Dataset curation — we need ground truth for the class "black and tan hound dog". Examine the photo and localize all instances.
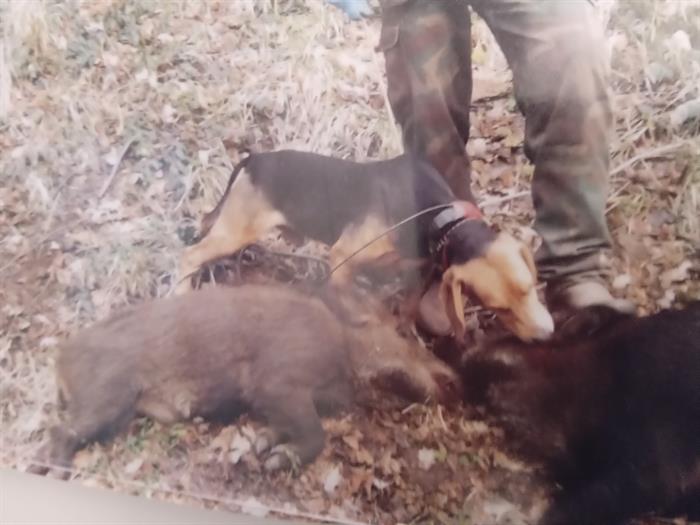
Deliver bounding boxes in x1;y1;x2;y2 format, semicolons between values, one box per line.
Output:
176;150;554;342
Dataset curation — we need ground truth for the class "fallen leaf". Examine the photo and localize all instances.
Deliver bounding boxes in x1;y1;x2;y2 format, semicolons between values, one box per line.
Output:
303;498;327;514
483;495;524;524
460;420;491;435
210;427;234;451
418;448;435;470
503;128;524;149
492;450;529;473
472;69;510;102
467;137;488;158
660;260;692;288
103;147;120;166
198;149;211;168
373;477;390;492
355;448;374;466
3;305;24;317
72;448;99;470
229;433;251;464
239;424;258;443
666;30;692;54
323;465;342;494
161;104;177;124
240;496;269;518
645;62;674;85
342;433;360;451
124;457;143;475
346;467;372;495
102;51;119;68
670;98;700;129
657;288;676;310
612;273;631;290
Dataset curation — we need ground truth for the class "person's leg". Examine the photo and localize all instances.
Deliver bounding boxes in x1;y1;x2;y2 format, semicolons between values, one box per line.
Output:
378;0;474;201
470;0;633;314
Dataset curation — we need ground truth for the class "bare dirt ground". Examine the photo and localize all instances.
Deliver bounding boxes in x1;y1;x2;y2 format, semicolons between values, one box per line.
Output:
1;1;699;524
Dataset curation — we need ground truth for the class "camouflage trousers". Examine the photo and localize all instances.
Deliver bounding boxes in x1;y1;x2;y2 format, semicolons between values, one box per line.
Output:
377;0;614;286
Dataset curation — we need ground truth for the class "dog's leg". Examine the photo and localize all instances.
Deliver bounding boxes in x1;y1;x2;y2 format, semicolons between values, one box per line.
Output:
175;172;287;294
395;259;432;312
176;232;253;294
326;217;403;328
328;215;398;286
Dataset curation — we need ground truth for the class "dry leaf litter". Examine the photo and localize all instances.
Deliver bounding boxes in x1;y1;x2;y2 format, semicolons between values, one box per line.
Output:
1;1;699;524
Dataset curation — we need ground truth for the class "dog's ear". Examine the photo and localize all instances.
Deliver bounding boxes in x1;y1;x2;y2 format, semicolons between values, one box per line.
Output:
519;241;538;280
439;267;467;343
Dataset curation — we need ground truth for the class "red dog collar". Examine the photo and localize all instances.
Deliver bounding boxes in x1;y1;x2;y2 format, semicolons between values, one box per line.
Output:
431;201;481;234
430;200;484;270
453;200;483;221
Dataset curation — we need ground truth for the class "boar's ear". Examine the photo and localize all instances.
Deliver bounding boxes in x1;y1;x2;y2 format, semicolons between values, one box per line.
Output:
557;305;633;341
310;283;371;327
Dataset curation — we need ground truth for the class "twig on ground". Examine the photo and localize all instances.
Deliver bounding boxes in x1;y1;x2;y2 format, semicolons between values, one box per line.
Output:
610;141;688;177
480;190;530;208
98;138;135;199
605;180;633;214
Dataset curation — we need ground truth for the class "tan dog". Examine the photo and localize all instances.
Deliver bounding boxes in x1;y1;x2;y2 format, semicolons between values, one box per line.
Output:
435;221;554;342
176;150;553;342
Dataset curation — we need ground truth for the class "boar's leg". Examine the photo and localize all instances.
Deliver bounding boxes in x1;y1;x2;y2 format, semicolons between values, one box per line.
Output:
39;388;139;477
540;466;664;525
25;425;83;479
255;380;351;457
313;377;354;416
255;390;326;472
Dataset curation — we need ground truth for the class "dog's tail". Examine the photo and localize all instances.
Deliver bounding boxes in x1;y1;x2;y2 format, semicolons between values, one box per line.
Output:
197;151;253;240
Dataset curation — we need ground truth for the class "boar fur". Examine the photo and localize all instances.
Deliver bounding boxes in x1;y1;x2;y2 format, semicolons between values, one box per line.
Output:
460;302;700;525
32;283;460;477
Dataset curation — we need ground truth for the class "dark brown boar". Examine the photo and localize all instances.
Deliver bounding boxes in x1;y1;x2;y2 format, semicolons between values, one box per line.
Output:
31;282;460;478
460;302;700;525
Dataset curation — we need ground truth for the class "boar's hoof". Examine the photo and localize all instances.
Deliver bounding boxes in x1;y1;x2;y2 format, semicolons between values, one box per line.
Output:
263;444;302;473
49;467;73;481
25;463;50;476
254;429;280;456
25;438;73;480
26;462;71;481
